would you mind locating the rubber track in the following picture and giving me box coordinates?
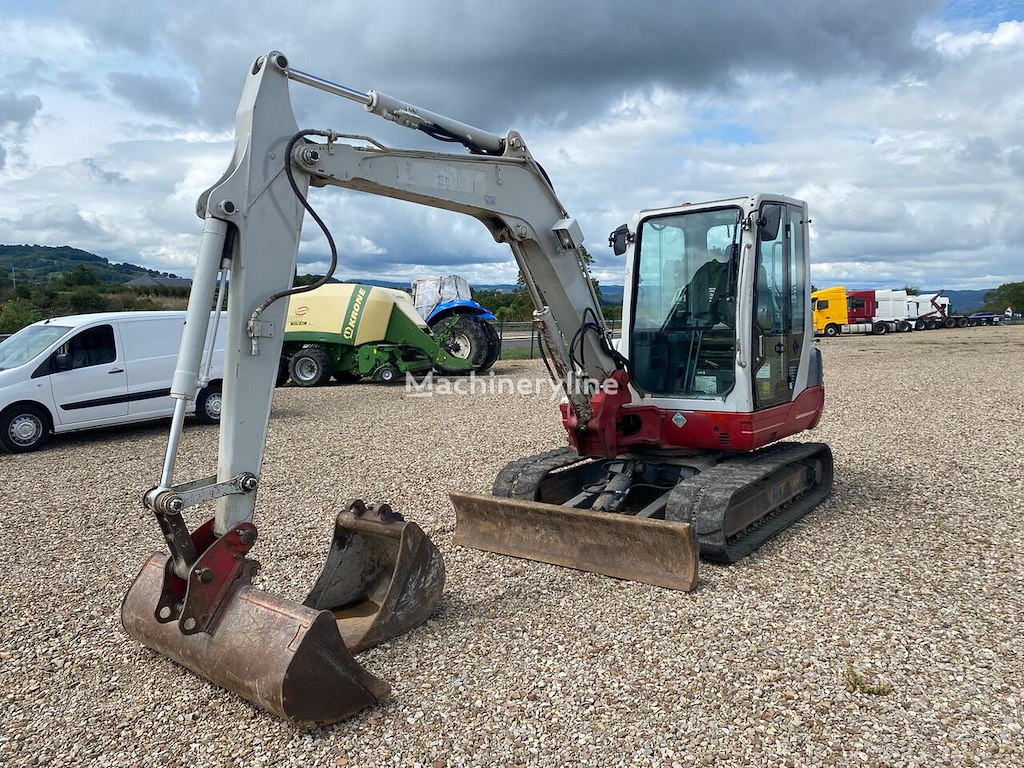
[666,442,834,564]
[492,447,590,500]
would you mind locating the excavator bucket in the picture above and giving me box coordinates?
[450,491,699,591]
[122,501,444,728]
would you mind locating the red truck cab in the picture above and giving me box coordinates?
[846,290,876,324]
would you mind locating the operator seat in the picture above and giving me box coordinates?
[709,244,737,328]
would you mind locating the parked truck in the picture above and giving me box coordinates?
[811,286,888,336]
[813,286,1000,336]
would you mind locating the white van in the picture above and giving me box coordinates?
[0,311,225,453]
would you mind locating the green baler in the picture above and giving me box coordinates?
[281,283,480,385]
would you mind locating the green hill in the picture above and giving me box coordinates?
[0,245,179,285]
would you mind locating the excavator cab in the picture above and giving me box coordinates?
[627,197,816,412]
[630,205,743,398]
[454,195,832,576]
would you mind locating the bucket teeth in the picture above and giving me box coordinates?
[122,500,445,727]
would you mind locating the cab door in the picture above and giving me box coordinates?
[48,323,129,425]
[751,202,807,410]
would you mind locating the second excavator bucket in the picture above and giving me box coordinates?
[303,500,446,653]
[122,501,444,728]
[450,491,699,591]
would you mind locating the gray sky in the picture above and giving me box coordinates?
[0,1,1021,289]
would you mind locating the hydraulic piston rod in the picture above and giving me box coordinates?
[285,64,504,154]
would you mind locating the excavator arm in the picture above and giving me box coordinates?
[124,50,624,727]
[151,51,620,538]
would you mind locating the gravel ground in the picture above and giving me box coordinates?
[1,325,1022,767]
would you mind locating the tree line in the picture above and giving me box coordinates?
[982,282,1024,314]
[0,264,189,334]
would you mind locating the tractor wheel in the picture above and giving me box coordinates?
[195,385,223,425]
[478,321,501,372]
[0,404,50,453]
[288,347,333,387]
[915,320,926,331]
[872,322,888,335]
[431,314,489,374]
[925,320,938,330]
[897,321,912,333]
[956,317,969,328]
[823,324,840,337]
[332,370,362,384]
[944,318,956,329]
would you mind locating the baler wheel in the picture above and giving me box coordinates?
[289,347,333,387]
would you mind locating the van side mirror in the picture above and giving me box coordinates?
[608,224,630,256]
[758,204,782,241]
[54,353,71,372]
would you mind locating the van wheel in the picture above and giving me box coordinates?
[824,324,839,337]
[0,405,50,453]
[289,347,332,387]
[196,385,222,425]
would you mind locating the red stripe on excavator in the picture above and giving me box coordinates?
[563,384,825,456]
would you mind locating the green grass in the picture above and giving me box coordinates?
[844,661,893,695]
[499,346,540,360]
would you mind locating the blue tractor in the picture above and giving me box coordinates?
[412,276,501,374]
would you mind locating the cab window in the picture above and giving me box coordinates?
[59,325,117,369]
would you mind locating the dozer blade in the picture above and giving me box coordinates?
[450,491,698,591]
[122,501,444,728]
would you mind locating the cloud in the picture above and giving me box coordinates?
[0,92,44,130]
[0,2,1021,294]
[63,0,171,54]
[1,203,113,244]
[0,92,43,171]
[81,157,129,185]
[142,0,945,135]
[108,72,197,122]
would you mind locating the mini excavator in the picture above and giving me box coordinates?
[122,52,832,727]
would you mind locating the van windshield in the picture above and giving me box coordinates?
[0,324,72,370]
